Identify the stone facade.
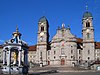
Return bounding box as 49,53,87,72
95,42,100,60
49,24,77,66
27,10,100,67
28,45,36,63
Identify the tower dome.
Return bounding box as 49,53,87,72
83,11,93,19
39,16,47,22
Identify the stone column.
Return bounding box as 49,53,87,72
7,49,11,66
24,49,28,66
3,50,6,65
18,50,22,66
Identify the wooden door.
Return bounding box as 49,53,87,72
61,58,65,65
48,61,50,65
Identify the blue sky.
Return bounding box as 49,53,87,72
0,0,100,45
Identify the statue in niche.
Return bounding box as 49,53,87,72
13,51,18,65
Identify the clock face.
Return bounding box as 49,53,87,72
40,37,43,41
41,23,44,25
86,29,90,33
40,32,44,36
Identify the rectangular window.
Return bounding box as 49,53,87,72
79,50,81,54
48,51,50,55
88,50,90,55
54,51,56,55
54,56,56,59
40,52,42,57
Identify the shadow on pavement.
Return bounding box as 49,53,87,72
29,70,58,75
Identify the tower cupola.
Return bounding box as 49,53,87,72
39,16,47,23
83,11,93,19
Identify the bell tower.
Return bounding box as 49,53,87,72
82,12,94,42
82,8,95,63
36,16,49,66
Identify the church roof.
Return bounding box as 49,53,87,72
95,42,100,49
76,38,83,43
28,45,37,51
83,11,93,19
92,60,100,64
0,45,3,48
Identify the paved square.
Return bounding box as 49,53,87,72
29,72,100,75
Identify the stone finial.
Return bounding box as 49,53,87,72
16,25,19,32
62,23,65,28
12,25,21,41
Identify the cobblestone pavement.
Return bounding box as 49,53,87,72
30,72,100,75
29,66,95,72
28,66,100,75
0,66,100,75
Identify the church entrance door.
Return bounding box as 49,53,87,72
48,61,50,65
61,58,65,65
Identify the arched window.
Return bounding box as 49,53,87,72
86,22,90,27
71,50,73,54
54,56,56,59
40,52,42,60
41,26,44,31
61,48,65,55
79,50,81,54
54,51,56,55
88,57,90,60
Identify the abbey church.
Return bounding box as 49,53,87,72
0,9,100,67
28,10,100,67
